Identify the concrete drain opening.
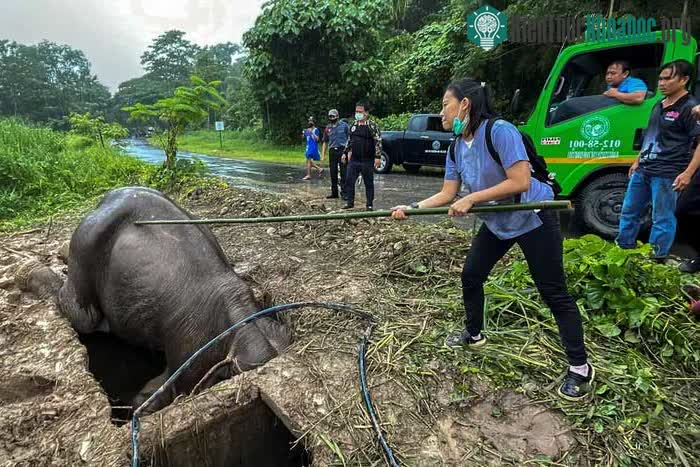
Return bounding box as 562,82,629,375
78,332,166,425
146,397,312,467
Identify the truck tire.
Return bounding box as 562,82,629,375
403,164,421,174
577,172,649,239
375,151,393,174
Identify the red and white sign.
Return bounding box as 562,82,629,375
541,137,561,146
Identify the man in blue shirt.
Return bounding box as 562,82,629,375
321,109,350,199
603,60,648,105
550,60,648,124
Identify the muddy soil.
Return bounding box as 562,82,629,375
0,184,577,466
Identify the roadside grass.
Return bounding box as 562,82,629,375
163,129,305,165
0,118,198,232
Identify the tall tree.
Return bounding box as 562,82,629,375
140,31,201,87
243,0,386,142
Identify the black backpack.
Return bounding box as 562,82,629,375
448,117,561,201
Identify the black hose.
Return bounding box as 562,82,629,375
359,324,401,466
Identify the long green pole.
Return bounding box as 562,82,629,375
134,201,572,226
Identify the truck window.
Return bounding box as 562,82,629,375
426,116,447,132
547,43,664,126
407,116,427,132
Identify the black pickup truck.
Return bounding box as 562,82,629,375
377,114,455,174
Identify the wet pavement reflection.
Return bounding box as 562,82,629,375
122,138,449,213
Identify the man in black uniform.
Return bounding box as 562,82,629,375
342,101,382,210
321,109,350,199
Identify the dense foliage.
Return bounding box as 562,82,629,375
68,113,128,148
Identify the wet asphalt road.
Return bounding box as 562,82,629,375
122,138,449,212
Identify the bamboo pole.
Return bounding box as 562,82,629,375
134,200,572,226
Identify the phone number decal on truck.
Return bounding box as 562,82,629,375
568,138,622,157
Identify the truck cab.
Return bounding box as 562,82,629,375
519,29,698,237
379,114,454,173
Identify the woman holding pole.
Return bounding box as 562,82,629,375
391,78,594,401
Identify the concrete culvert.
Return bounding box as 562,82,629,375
141,394,312,467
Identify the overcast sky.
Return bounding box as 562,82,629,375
1,0,266,92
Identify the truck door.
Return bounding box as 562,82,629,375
520,37,683,238
402,115,428,165
533,41,671,192
403,115,453,166
422,116,454,167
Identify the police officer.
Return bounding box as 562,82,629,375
321,109,350,199
342,101,382,210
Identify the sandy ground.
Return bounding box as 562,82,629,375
0,183,578,466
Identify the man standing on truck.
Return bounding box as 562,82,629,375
342,101,382,210
675,103,700,273
321,109,350,199
617,60,700,261
603,60,648,105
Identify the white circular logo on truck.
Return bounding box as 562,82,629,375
580,116,610,140
432,140,441,150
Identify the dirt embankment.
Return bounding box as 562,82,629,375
0,184,576,466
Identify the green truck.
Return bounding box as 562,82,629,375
518,29,698,237
381,29,698,238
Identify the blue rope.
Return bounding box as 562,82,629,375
130,301,373,466
358,327,401,467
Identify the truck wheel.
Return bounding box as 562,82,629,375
577,172,649,239
404,164,421,174
375,151,392,174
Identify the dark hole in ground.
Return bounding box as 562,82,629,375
147,396,312,467
78,332,166,425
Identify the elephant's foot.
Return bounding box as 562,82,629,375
15,259,63,300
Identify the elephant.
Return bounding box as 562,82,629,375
19,187,290,413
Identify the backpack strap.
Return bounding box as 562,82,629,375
448,136,458,163
484,117,502,167
484,117,523,203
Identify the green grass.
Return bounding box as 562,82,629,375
162,129,306,165
378,225,700,465
0,118,157,231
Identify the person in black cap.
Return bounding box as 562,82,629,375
342,101,382,210
321,109,350,199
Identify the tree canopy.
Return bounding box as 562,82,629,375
0,40,109,128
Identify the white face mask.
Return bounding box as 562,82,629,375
355,112,365,121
